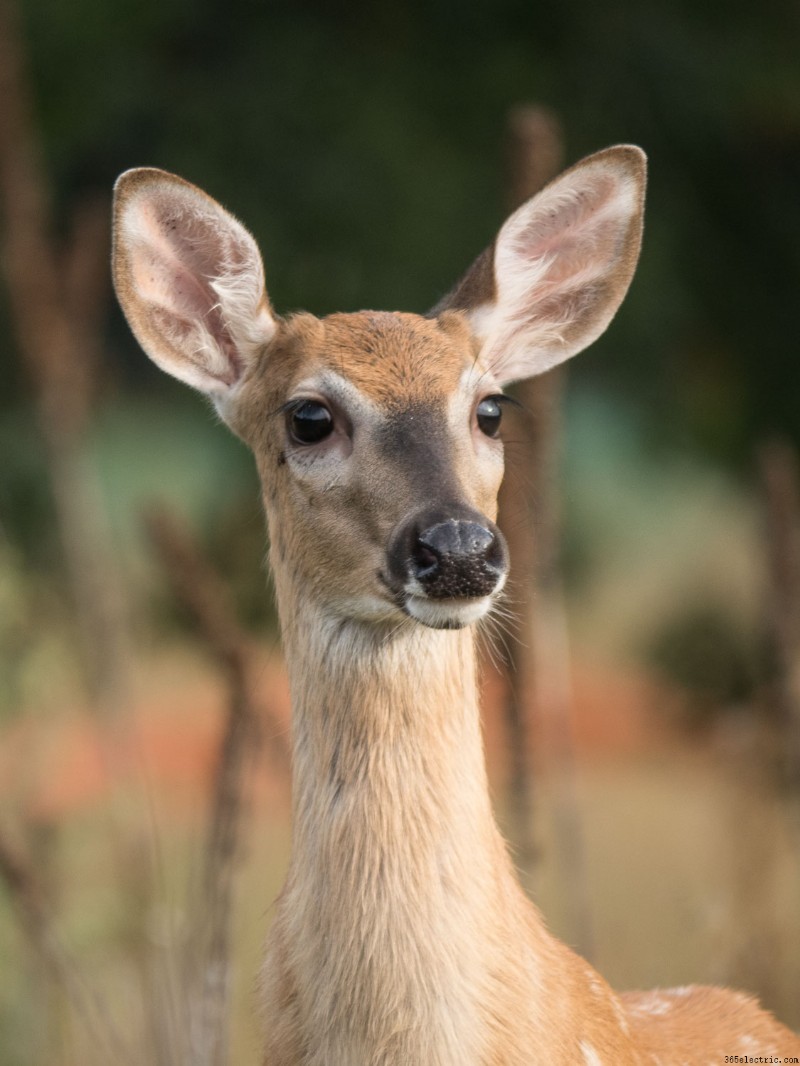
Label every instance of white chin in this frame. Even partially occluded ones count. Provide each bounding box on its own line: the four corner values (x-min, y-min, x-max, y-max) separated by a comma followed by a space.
404, 594, 492, 630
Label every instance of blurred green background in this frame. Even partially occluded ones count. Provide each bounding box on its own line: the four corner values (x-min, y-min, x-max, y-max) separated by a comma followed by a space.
1, 0, 800, 1062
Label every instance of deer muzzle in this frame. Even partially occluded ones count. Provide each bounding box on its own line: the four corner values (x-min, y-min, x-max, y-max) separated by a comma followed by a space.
385, 505, 509, 628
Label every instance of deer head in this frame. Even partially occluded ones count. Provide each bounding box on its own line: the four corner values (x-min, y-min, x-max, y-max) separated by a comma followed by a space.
112, 147, 645, 632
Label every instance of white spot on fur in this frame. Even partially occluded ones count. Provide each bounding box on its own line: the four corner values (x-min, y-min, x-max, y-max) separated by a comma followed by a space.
611, 996, 630, 1034
626, 992, 674, 1017
580, 1040, 604, 1066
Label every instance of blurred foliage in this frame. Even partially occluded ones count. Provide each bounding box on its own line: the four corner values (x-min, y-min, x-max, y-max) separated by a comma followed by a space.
0, 0, 796, 711
644, 603, 761, 724
0, 0, 796, 451
2, 9, 800, 1059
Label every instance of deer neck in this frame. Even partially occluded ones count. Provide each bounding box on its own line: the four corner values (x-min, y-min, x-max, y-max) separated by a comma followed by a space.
281, 602, 501, 880
272, 601, 535, 1063
264, 599, 635, 1065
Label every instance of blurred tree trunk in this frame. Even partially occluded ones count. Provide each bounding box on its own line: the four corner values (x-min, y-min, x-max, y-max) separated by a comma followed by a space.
0, 0, 144, 1055
0, 824, 134, 1064
145, 506, 288, 1066
716, 438, 800, 1022
0, 0, 133, 721
496, 105, 593, 958
758, 439, 800, 801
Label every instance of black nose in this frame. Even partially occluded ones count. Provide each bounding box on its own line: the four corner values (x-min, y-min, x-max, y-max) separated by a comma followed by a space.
388, 508, 508, 600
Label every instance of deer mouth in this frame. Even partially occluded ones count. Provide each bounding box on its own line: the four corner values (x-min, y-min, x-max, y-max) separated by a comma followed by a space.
378, 572, 501, 630
400, 591, 498, 630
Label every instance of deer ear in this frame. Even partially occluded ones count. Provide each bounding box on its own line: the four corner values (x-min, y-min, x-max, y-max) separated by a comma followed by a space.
112, 168, 277, 405
434, 145, 646, 386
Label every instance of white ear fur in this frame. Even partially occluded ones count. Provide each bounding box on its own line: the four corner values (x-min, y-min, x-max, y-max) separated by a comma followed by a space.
458, 146, 646, 386
112, 168, 277, 404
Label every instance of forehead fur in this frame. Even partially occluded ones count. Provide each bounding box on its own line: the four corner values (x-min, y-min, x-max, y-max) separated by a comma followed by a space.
283, 309, 478, 407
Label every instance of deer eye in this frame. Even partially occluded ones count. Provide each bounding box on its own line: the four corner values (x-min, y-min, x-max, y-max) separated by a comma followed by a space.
476, 396, 503, 438
288, 400, 334, 444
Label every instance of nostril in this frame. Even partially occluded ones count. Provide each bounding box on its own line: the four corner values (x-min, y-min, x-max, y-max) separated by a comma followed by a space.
412, 541, 440, 579
483, 530, 506, 573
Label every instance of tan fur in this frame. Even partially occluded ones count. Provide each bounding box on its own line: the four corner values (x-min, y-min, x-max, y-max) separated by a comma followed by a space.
110, 150, 800, 1065
305, 311, 473, 407
257, 613, 643, 1065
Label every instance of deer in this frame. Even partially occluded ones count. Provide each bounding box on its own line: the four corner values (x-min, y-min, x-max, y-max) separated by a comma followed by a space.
112, 145, 800, 1065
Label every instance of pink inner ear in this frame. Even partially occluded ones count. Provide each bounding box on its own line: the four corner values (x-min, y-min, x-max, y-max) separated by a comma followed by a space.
513, 173, 618, 254
497, 166, 636, 315
128, 193, 245, 382
506, 174, 621, 280
132, 197, 225, 315
479, 160, 643, 384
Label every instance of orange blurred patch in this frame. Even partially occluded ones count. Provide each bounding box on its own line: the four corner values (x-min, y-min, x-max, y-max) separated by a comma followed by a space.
0, 649, 292, 824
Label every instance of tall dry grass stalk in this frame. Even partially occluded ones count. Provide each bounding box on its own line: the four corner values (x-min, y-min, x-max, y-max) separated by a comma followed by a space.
0, 825, 136, 1064
759, 439, 800, 802
145, 505, 288, 1065
495, 104, 594, 958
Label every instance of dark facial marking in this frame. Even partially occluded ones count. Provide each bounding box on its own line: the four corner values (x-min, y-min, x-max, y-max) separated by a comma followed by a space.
377, 402, 462, 507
